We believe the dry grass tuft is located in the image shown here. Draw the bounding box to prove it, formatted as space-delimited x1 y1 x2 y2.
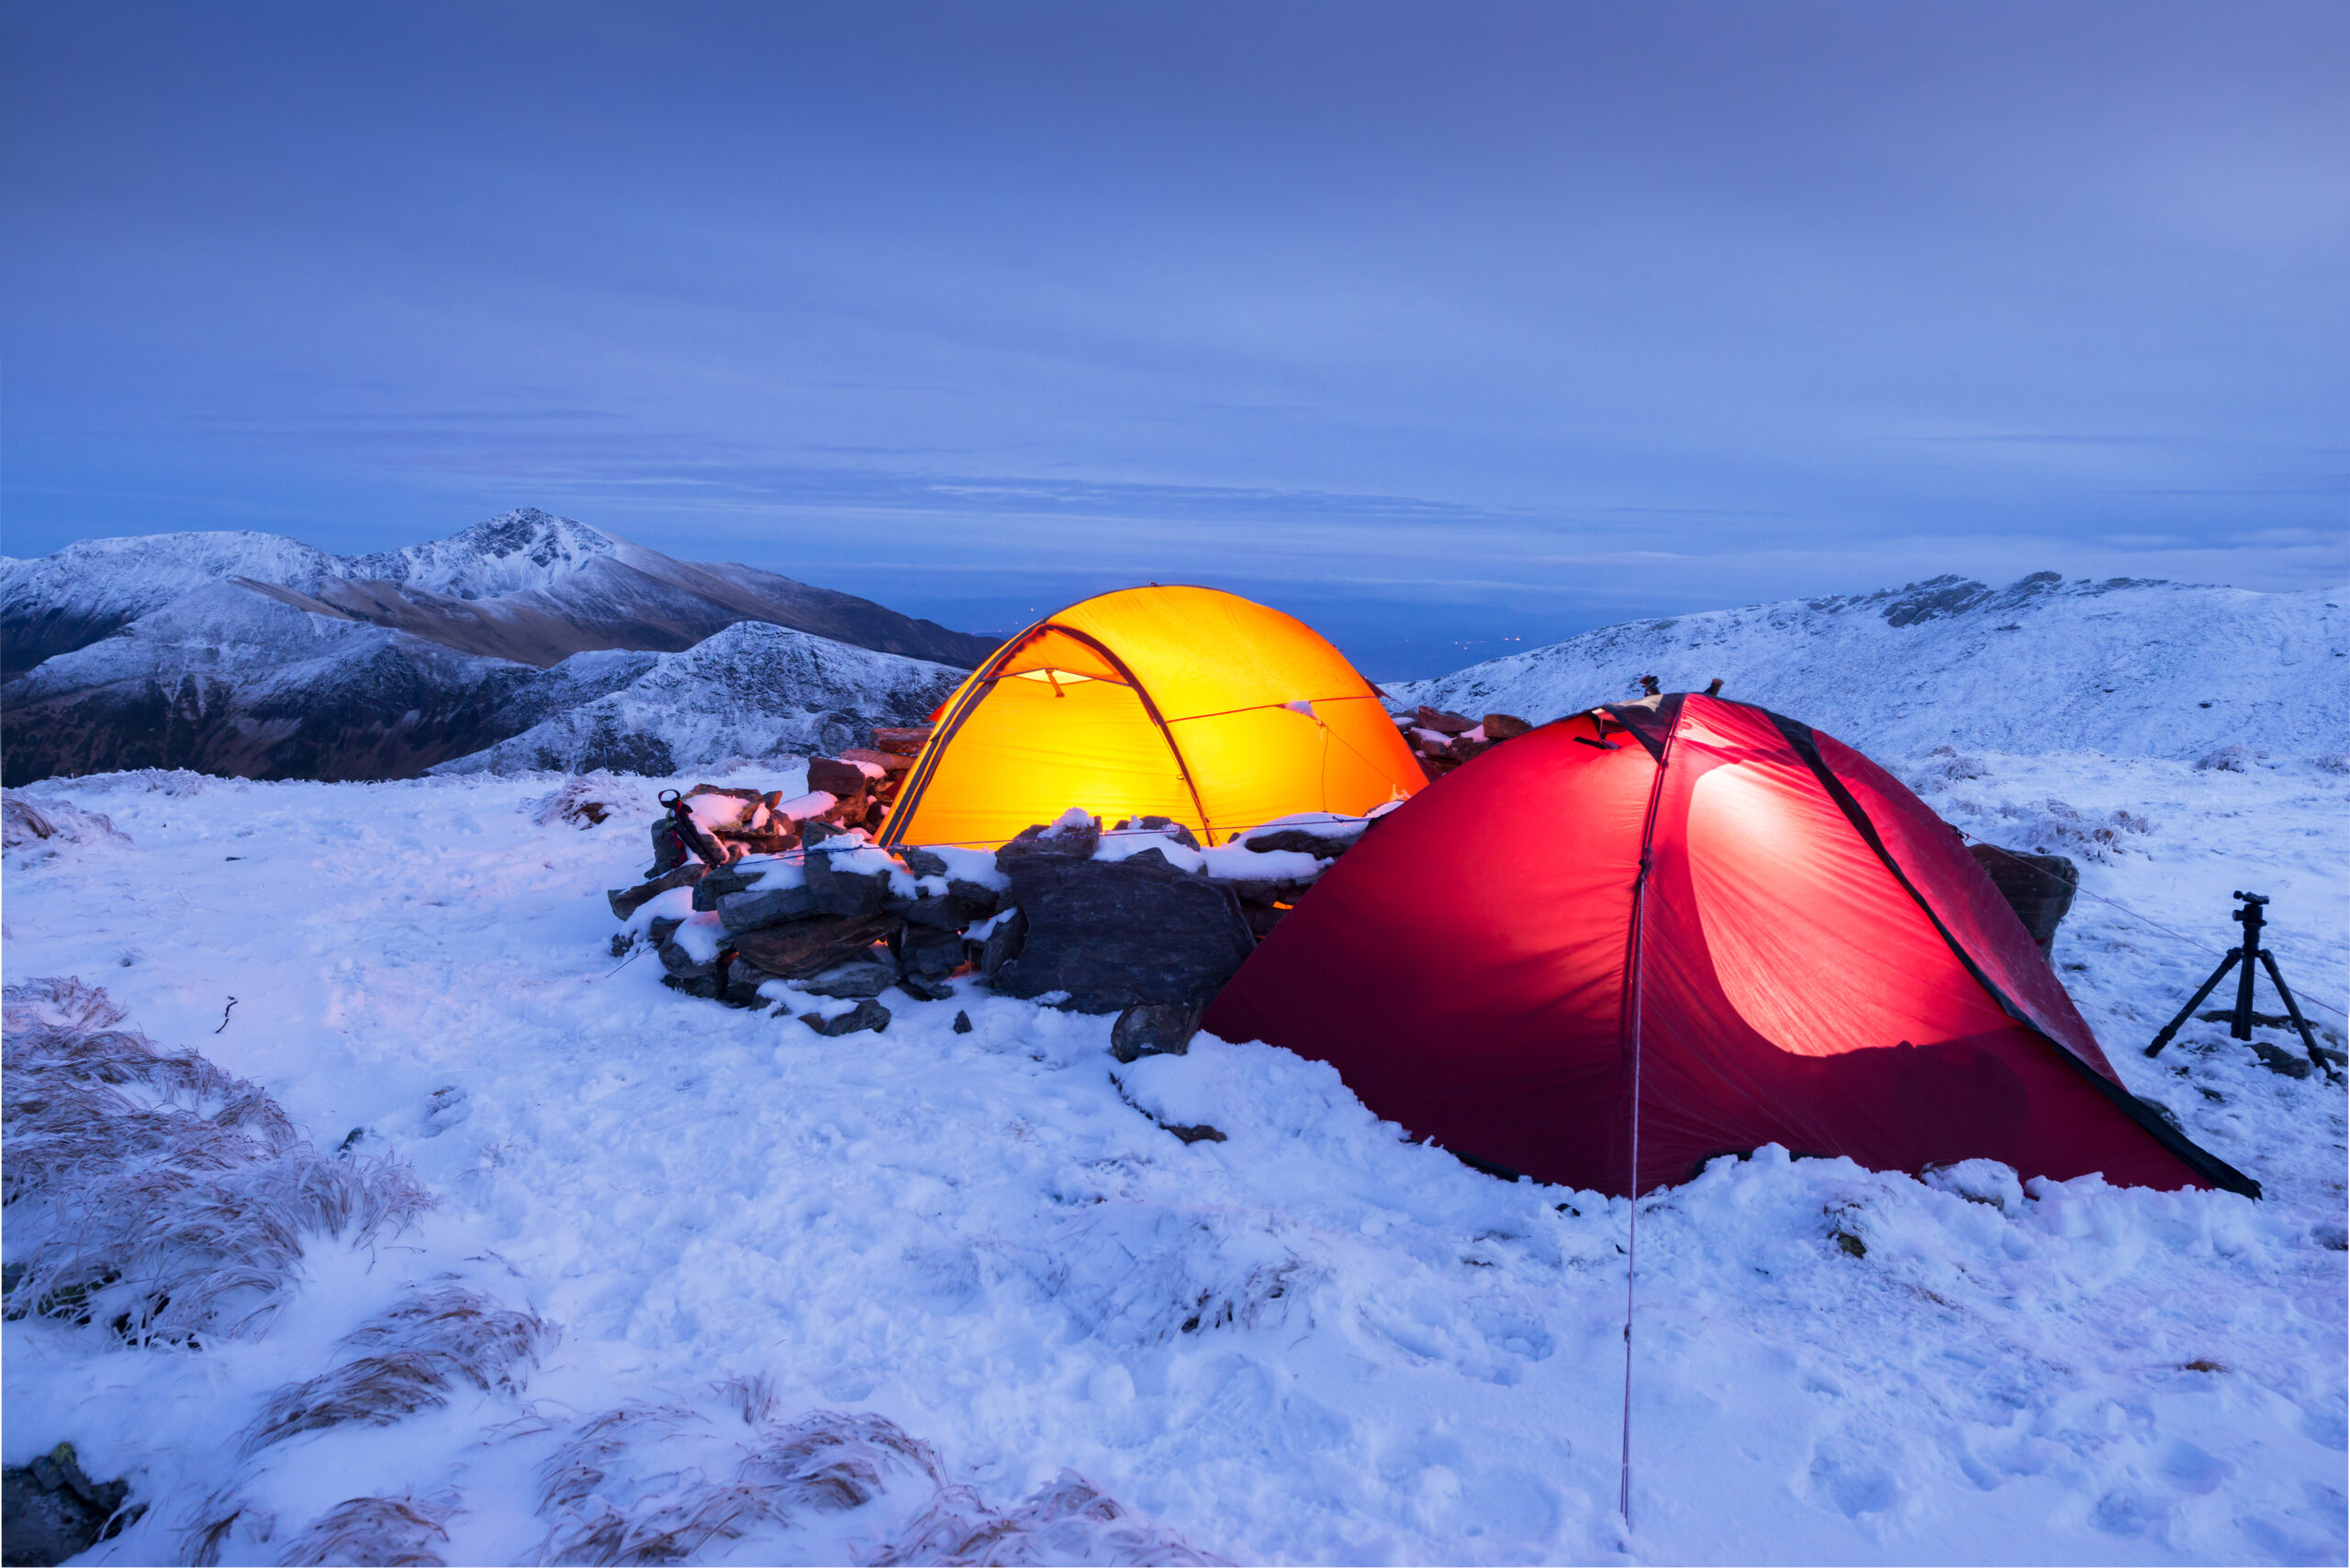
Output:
869 1469 1227 1566
274 1494 458 1566
529 1397 945 1566
4 978 436 1343
244 1285 555 1454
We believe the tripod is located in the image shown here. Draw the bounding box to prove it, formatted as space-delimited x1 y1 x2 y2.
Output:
2145 891 2337 1081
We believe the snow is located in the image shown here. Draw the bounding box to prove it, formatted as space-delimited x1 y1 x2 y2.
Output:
1389 575 2350 762
4 744 2344 1564
427 621 963 778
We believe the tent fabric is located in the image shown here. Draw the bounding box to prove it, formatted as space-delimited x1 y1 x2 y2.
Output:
1203 692 2256 1199
880 586 1426 849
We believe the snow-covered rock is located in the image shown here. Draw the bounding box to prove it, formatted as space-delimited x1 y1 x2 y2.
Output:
1388 573 2350 762
339 507 621 599
430 621 964 778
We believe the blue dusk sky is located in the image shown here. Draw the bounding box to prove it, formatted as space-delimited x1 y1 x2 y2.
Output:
4 3 2344 677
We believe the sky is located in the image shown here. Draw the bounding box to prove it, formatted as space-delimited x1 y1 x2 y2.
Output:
4 3 2344 678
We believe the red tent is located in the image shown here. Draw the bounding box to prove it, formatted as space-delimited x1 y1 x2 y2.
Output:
1204 693 2256 1198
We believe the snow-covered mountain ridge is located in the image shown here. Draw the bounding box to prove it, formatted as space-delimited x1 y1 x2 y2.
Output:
1390 573 2347 762
0 507 998 677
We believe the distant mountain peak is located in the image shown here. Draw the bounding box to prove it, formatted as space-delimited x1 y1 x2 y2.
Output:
341 507 621 599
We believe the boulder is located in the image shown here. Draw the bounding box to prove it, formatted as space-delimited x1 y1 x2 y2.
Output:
802 849 894 917
992 856 1254 1013
2 1444 141 1566
1112 815 1203 849
970 907 1027 975
691 863 767 912
841 746 913 776
1239 825 1363 859
719 882 821 934
609 861 707 921
733 913 899 982
997 813 1102 868
802 957 896 999
898 974 957 1002
723 955 782 1008
946 879 1002 917
1966 846 2078 955
1110 1000 1205 1063
801 999 891 1036
807 756 875 797
647 914 685 947
646 817 691 876
869 725 934 756
899 924 965 980
1415 705 1475 735
1482 711 1534 740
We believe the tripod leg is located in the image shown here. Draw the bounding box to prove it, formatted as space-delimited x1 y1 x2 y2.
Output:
2230 935 2262 1039
2145 952 2242 1058
2258 949 2340 1082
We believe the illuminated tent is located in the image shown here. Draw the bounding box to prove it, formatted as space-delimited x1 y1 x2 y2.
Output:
878 586 1425 849
1203 692 2257 1198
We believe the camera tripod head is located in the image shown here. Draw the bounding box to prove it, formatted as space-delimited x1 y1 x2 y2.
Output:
2232 890 2269 907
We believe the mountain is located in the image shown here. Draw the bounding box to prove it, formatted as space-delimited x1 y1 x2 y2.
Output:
1387 573 2348 761
429 622 963 778
0 507 999 679
0 584 964 785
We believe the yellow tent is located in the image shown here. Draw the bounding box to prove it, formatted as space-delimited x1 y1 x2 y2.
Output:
878 586 1426 848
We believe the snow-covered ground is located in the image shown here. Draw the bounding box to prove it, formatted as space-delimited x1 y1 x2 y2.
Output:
4 747 2344 1565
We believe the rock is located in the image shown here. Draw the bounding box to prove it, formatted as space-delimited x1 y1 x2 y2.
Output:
1415 705 1475 735
1110 1000 1205 1063
803 848 894 917
807 756 874 796
657 931 719 982
945 879 1002 918
2 1443 141 1566
997 814 1102 868
1242 902 1290 939
801 819 850 848
722 955 781 1008
1161 1120 1226 1145
886 887 995 931
1967 846 2078 954
733 913 899 982
900 846 950 878
970 907 1027 975
898 924 966 980
1112 815 1203 849
1417 755 1457 783
992 856 1254 1013
897 974 957 1002
608 861 707 920
1482 711 1533 740
647 914 685 947
690 863 767 912
870 724 934 756
2251 1041 2315 1080
1240 825 1362 859
842 746 913 775
800 1000 891 1036
802 957 896 999
953 1010 974 1034
1443 734 1489 764
719 882 821 933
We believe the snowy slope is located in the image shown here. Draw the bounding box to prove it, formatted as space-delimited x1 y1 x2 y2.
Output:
341 509 622 599
3 749 2342 1565
431 621 965 777
1390 574 2350 762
